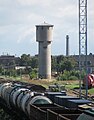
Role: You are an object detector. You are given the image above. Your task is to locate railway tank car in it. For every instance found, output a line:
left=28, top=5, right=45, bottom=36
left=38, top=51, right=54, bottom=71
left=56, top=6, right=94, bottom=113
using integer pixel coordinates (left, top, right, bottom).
left=0, top=82, right=52, bottom=118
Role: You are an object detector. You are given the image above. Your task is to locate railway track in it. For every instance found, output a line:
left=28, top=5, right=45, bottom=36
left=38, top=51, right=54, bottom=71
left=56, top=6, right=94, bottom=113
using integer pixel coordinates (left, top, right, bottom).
left=72, top=88, right=94, bottom=102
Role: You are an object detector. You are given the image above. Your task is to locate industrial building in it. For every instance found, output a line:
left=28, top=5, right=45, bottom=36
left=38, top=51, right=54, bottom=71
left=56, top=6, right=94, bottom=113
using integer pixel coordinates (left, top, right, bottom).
left=0, top=55, right=20, bottom=69
left=72, top=54, right=94, bottom=73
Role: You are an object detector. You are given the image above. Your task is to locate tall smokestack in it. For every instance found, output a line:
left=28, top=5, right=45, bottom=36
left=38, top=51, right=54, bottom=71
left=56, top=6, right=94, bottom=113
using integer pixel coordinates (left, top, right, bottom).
left=66, top=35, right=69, bottom=56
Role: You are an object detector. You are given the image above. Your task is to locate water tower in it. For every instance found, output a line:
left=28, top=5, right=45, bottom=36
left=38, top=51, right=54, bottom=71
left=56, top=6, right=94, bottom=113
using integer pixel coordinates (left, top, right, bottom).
left=36, top=22, right=54, bottom=79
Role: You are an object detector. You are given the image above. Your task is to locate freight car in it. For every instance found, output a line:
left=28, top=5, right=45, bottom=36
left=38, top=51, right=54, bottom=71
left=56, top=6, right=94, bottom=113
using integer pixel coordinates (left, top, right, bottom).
left=0, top=81, right=52, bottom=120
left=0, top=81, right=94, bottom=120
left=29, top=103, right=94, bottom=120
left=83, top=74, right=94, bottom=88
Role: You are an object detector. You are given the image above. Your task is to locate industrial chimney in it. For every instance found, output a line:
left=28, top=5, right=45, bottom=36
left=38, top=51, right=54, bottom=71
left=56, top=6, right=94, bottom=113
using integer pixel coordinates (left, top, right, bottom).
left=66, top=35, right=69, bottom=56
left=36, top=23, right=53, bottom=79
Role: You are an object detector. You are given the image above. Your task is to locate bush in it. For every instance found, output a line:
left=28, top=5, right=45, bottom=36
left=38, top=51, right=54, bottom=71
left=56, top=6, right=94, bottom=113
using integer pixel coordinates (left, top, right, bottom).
left=57, top=70, right=70, bottom=80
left=57, top=74, right=67, bottom=80
left=68, top=76, right=78, bottom=80
left=80, top=70, right=86, bottom=79
left=70, top=70, right=80, bottom=78
left=29, top=70, right=37, bottom=79
left=57, top=70, right=79, bottom=80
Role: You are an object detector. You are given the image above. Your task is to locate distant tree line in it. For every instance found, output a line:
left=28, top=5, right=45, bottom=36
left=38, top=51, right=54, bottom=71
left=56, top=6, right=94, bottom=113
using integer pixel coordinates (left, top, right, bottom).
left=0, top=54, right=86, bottom=80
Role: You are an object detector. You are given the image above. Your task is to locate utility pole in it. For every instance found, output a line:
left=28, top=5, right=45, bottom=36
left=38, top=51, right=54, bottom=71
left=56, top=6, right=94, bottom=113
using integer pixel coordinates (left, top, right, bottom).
left=79, top=0, right=88, bottom=98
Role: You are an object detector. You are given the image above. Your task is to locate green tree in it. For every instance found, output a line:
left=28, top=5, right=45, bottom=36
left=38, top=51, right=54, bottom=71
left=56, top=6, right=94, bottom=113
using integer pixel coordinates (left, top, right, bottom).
left=60, top=57, right=77, bottom=73
left=31, top=57, right=38, bottom=68
left=20, top=54, right=31, bottom=66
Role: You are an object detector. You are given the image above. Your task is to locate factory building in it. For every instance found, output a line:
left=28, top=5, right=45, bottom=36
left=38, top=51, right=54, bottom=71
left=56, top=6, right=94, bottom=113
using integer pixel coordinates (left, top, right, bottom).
left=72, top=54, right=94, bottom=73
left=0, top=55, right=20, bottom=69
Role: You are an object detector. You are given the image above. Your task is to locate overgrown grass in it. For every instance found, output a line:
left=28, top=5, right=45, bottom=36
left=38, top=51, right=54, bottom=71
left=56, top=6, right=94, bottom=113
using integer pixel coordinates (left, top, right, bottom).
left=65, top=83, right=79, bottom=90
left=1, top=76, right=94, bottom=96
left=88, top=88, right=94, bottom=95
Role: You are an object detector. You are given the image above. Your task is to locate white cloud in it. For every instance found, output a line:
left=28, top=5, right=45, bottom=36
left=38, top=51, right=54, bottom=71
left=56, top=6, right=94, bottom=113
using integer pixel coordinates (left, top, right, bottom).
left=0, top=0, right=93, bottom=56
left=17, top=0, right=51, bottom=7
left=57, top=5, right=77, bottom=18
left=26, top=13, right=46, bottom=24
left=17, top=27, right=35, bottom=44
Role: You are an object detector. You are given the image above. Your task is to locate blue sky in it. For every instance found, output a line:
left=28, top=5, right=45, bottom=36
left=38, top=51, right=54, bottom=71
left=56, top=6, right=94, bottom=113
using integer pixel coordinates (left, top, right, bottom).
left=0, top=0, right=93, bottom=56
